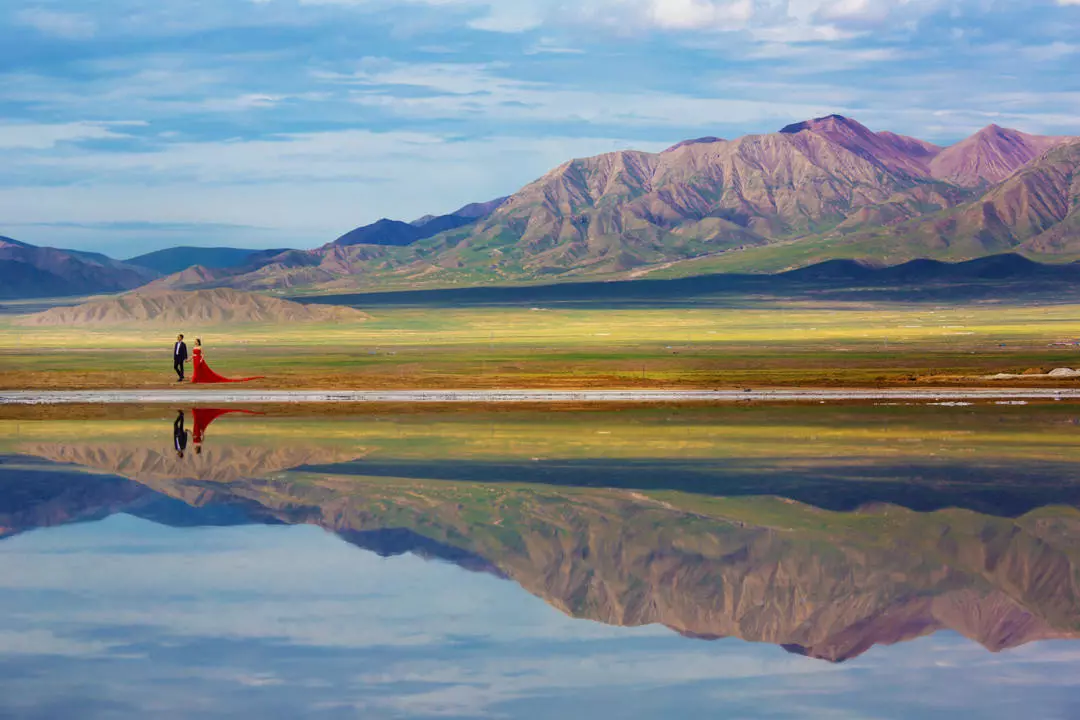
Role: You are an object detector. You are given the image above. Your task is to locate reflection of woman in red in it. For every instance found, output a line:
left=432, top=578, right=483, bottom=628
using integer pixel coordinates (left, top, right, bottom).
left=191, top=338, right=265, bottom=384
left=190, top=408, right=261, bottom=455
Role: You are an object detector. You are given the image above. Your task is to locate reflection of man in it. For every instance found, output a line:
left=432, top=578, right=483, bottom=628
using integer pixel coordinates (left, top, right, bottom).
left=173, top=410, right=189, bottom=458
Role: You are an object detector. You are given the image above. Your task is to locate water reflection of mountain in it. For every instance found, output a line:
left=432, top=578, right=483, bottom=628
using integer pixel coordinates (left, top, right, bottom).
left=24, top=441, right=366, bottom=485
left=299, top=457, right=1080, bottom=518
left=2, top=443, right=1078, bottom=663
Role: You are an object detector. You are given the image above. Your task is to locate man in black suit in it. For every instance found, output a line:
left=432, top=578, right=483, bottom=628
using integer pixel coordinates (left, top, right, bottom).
left=174, top=410, right=188, bottom=458
left=173, top=334, right=188, bottom=382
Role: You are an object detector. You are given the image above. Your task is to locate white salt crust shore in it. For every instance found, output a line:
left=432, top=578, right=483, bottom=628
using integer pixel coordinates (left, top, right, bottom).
left=2, top=389, right=1080, bottom=405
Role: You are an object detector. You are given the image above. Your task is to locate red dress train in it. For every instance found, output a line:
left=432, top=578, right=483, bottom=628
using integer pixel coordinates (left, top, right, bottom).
left=191, top=347, right=265, bottom=384
left=191, top=408, right=260, bottom=444
left=190, top=407, right=263, bottom=454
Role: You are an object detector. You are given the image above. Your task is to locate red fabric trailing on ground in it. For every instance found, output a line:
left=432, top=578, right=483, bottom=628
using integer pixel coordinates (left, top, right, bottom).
left=191, top=348, right=265, bottom=384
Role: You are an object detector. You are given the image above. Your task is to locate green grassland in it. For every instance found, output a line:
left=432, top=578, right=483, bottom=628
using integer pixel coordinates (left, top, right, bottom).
left=2, top=296, right=1079, bottom=390
left=4, top=404, right=1080, bottom=518
left=4, top=403, right=1080, bottom=463
left=645, top=236, right=1080, bottom=278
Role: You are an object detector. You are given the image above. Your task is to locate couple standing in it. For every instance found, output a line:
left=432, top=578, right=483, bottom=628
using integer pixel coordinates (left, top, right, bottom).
left=173, top=334, right=264, bottom=385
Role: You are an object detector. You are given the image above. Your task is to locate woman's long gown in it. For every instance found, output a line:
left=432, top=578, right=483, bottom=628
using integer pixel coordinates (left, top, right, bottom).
left=191, top=347, right=265, bottom=384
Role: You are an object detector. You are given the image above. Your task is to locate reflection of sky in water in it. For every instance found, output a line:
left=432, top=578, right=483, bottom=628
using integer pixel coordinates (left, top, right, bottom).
left=1, top=516, right=1078, bottom=719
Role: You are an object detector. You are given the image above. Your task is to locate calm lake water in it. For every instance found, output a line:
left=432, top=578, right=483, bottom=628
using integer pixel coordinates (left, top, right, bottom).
left=1, top=404, right=1078, bottom=719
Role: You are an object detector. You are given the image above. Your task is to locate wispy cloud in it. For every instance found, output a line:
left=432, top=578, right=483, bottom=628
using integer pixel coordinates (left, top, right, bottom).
left=0, top=122, right=141, bottom=150
left=2, top=513, right=1079, bottom=719
left=15, top=8, right=97, bottom=38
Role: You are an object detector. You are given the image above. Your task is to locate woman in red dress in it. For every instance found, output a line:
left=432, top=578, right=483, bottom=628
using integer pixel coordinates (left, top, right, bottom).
left=191, top=338, right=265, bottom=384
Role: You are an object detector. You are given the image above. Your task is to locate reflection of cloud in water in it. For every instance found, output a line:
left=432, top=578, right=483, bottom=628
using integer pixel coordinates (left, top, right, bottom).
left=0, top=629, right=118, bottom=658
left=0, top=519, right=1078, bottom=719
left=2, top=455, right=1080, bottom=664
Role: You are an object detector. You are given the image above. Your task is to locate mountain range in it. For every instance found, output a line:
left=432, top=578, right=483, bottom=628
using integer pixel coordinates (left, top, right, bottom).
left=0, top=236, right=158, bottom=300
left=125, top=246, right=291, bottom=275
left=142, top=116, right=1080, bottom=293
left=3, top=116, right=1077, bottom=298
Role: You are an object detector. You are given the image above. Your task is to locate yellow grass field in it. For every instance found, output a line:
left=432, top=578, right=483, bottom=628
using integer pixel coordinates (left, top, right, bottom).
left=3, top=403, right=1078, bottom=464
left=2, top=301, right=1079, bottom=390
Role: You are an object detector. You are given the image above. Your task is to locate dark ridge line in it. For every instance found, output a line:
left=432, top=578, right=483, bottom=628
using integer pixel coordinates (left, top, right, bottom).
left=302, top=253, right=1080, bottom=309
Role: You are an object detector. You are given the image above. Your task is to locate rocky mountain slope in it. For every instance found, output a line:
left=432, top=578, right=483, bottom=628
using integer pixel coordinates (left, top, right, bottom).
left=780, top=114, right=943, bottom=178
left=24, top=442, right=368, bottom=486
left=0, top=236, right=160, bottom=299
left=701, top=138, right=1080, bottom=273
left=929, top=124, right=1071, bottom=186
left=141, top=264, right=232, bottom=290
left=16, top=287, right=370, bottom=326
left=152, top=116, right=1077, bottom=293
left=905, top=138, right=1080, bottom=255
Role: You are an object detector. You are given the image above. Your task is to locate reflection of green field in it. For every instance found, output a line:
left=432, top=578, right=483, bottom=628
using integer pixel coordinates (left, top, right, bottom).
left=4, top=404, right=1079, bottom=466
left=2, top=301, right=1080, bottom=389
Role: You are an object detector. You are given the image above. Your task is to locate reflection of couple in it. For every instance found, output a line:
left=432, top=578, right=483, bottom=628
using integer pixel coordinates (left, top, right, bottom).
left=172, top=334, right=264, bottom=384
left=172, top=409, right=215, bottom=458
left=173, top=408, right=260, bottom=458
left=173, top=410, right=210, bottom=458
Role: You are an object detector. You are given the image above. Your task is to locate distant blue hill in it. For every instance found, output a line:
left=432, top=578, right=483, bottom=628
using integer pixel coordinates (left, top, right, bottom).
left=332, top=219, right=428, bottom=248
left=0, top=236, right=158, bottom=299
left=333, top=196, right=509, bottom=248
left=125, top=246, right=291, bottom=275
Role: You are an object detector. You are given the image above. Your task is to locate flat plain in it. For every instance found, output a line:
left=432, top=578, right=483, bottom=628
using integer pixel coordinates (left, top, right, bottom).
left=2, top=291, right=1079, bottom=391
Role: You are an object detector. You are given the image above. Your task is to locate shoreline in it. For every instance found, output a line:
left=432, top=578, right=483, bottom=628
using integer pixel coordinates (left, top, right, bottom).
left=3, top=388, right=1080, bottom=405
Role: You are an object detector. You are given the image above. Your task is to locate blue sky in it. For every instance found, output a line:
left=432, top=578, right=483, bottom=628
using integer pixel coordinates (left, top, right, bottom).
left=1, top=0, right=1079, bottom=257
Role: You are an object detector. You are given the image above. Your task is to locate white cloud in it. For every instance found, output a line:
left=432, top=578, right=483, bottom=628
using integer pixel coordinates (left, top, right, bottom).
left=353, top=652, right=835, bottom=717
left=15, top=8, right=97, bottom=38
left=1020, top=41, right=1079, bottom=62
left=786, top=0, right=940, bottom=23
left=293, top=0, right=550, bottom=31
left=263, top=0, right=953, bottom=38
left=466, top=2, right=546, bottom=31
left=315, top=58, right=532, bottom=95
left=525, top=37, right=587, bottom=54
left=647, top=0, right=755, bottom=30
left=0, top=629, right=118, bottom=657
left=323, top=59, right=833, bottom=128
left=0, top=122, right=137, bottom=150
